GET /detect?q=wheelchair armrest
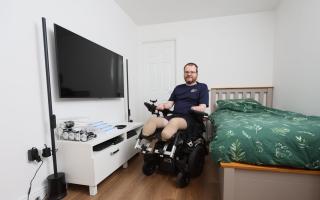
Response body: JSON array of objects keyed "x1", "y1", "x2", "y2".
[
  {"x1": 189, "y1": 109, "x2": 209, "y2": 125},
  {"x1": 161, "y1": 109, "x2": 173, "y2": 117},
  {"x1": 189, "y1": 109, "x2": 208, "y2": 118}
]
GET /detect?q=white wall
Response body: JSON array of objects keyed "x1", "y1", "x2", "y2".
[
  {"x1": 0, "y1": 0, "x2": 138, "y2": 199},
  {"x1": 138, "y1": 11, "x2": 275, "y2": 88},
  {"x1": 135, "y1": 11, "x2": 274, "y2": 121},
  {"x1": 273, "y1": 0, "x2": 320, "y2": 115}
]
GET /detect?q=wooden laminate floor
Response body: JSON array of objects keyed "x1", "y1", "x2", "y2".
[{"x1": 64, "y1": 154, "x2": 220, "y2": 200}]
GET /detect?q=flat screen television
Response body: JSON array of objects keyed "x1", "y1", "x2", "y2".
[{"x1": 54, "y1": 24, "x2": 124, "y2": 98}]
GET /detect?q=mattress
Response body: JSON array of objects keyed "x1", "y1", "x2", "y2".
[{"x1": 209, "y1": 99, "x2": 320, "y2": 170}]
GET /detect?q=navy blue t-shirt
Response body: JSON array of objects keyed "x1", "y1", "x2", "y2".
[{"x1": 169, "y1": 82, "x2": 209, "y2": 115}]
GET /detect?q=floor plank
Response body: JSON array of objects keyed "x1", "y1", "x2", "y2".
[{"x1": 64, "y1": 154, "x2": 220, "y2": 200}]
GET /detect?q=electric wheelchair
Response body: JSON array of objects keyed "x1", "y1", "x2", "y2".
[{"x1": 135, "y1": 100, "x2": 208, "y2": 187}]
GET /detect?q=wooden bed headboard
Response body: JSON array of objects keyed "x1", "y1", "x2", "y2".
[{"x1": 210, "y1": 87, "x2": 274, "y2": 112}]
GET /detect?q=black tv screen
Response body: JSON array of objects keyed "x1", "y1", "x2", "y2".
[{"x1": 54, "y1": 24, "x2": 124, "y2": 98}]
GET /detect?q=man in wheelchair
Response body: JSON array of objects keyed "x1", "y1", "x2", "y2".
[{"x1": 135, "y1": 63, "x2": 209, "y2": 187}]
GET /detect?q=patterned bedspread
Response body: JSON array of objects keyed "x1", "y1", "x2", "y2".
[{"x1": 209, "y1": 99, "x2": 320, "y2": 170}]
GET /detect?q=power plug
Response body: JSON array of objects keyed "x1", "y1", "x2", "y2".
[
  {"x1": 28, "y1": 147, "x2": 41, "y2": 162},
  {"x1": 42, "y1": 144, "x2": 51, "y2": 158}
]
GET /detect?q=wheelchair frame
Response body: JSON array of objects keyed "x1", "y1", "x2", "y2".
[{"x1": 134, "y1": 101, "x2": 209, "y2": 187}]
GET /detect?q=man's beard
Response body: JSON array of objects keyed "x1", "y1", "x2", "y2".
[{"x1": 185, "y1": 77, "x2": 197, "y2": 84}]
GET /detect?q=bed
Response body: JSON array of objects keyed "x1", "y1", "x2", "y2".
[{"x1": 209, "y1": 87, "x2": 320, "y2": 200}]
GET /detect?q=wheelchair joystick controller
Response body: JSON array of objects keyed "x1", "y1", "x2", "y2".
[
  {"x1": 144, "y1": 100, "x2": 159, "y2": 116},
  {"x1": 144, "y1": 100, "x2": 173, "y2": 117},
  {"x1": 150, "y1": 99, "x2": 157, "y2": 104}
]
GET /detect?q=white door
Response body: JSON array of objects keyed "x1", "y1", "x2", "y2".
[{"x1": 138, "y1": 40, "x2": 176, "y2": 121}]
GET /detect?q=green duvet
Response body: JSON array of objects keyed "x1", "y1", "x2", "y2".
[{"x1": 209, "y1": 99, "x2": 320, "y2": 170}]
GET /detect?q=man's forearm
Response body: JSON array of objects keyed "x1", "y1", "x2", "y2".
[
  {"x1": 157, "y1": 101, "x2": 174, "y2": 110},
  {"x1": 191, "y1": 104, "x2": 206, "y2": 112},
  {"x1": 163, "y1": 101, "x2": 174, "y2": 109}
]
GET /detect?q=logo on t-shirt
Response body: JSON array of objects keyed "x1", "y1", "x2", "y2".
[{"x1": 190, "y1": 88, "x2": 198, "y2": 93}]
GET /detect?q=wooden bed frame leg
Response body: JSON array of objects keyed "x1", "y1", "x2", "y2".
[{"x1": 220, "y1": 167, "x2": 235, "y2": 200}]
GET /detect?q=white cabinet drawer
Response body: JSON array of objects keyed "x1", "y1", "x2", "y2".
[{"x1": 93, "y1": 143, "x2": 123, "y2": 184}]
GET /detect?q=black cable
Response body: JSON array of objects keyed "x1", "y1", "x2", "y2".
[{"x1": 27, "y1": 160, "x2": 44, "y2": 200}]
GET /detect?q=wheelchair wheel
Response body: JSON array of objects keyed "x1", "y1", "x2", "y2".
[
  {"x1": 176, "y1": 172, "x2": 190, "y2": 188},
  {"x1": 188, "y1": 145, "x2": 206, "y2": 178},
  {"x1": 142, "y1": 162, "x2": 156, "y2": 176}
]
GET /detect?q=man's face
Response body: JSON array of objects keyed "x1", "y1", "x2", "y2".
[{"x1": 184, "y1": 65, "x2": 198, "y2": 84}]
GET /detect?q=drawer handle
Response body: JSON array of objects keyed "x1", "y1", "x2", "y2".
[{"x1": 110, "y1": 149, "x2": 119, "y2": 155}]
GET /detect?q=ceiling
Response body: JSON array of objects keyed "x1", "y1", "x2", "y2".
[{"x1": 115, "y1": 0, "x2": 281, "y2": 25}]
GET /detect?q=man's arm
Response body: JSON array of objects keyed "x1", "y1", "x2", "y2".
[
  {"x1": 191, "y1": 83, "x2": 209, "y2": 112},
  {"x1": 156, "y1": 101, "x2": 174, "y2": 110},
  {"x1": 191, "y1": 104, "x2": 206, "y2": 112}
]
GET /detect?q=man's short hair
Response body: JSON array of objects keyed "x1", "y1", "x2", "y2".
[{"x1": 184, "y1": 63, "x2": 198, "y2": 72}]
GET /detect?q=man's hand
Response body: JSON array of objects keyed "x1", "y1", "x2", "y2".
[
  {"x1": 156, "y1": 104, "x2": 165, "y2": 110},
  {"x1": 191, "y1": 104, "x2": 206, "y2": 112},
  {"x1": 156, "y1": 101, "x2": 174, "y2": 110}
]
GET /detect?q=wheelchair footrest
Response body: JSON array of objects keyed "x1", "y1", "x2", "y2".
[
  {"x1": 135, "y1": 138, "x2": 154, "y2": 153},
  {"x1": 154, "y1": 142, "x2": 177, "y2": 158}
]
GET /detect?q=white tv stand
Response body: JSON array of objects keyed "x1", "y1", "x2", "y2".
[{"x1": 56, "y1": 122, "x2": 142, "y2": 195}]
